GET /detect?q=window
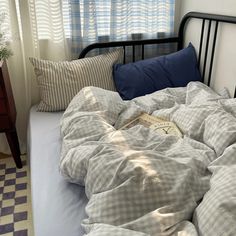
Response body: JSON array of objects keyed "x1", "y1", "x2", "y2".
[
  {"x1": 0, "y1": 0, "x2": 11, "y2": 40},
  {"x1": 31, "y1": 0, "x2": 175, "y2": 40}
]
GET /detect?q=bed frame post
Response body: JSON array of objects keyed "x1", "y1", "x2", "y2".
[
  {"x1": 208, "y1": 21, "x2": 219, "y2": 86},
  {"x1": 198, "y1": 19, "x2": 205, "y2": 69}
]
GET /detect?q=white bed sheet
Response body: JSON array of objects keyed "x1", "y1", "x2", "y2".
[{"x1": 28, "y1": 106, "x2": 88, "y2": 236}]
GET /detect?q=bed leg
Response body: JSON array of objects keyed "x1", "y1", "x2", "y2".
[{"x1": 5, "y1": 128, "x2": 23, "y2": 168}]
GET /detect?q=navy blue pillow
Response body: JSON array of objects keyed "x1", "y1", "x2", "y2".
[{"x1": 113, "y1": 43, "x2": 201, "y2": 100}]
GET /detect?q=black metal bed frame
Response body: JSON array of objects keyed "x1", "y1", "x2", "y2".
[{"x1": 79, "y1": 12, "x2": 236, "y2": 98}]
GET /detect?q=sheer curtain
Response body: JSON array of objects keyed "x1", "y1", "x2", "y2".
[
  {"x1": 70, "y1": 0, "x2": 175, "y2": 58},
  {"x1": 0, "y1": 0, "x2": 175, "y2": 154},
  {"x1": 0, "y1": 0, "x2": 71, "y2": 153}
]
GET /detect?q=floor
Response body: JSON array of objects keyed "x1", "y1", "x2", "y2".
[{"x1": 0, "y1": 155, "x2": 33, "y2": 236}]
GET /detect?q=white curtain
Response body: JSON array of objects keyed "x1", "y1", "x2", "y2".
[
  {"x1": 0, "y1": 0, "x2": 175, "y2": 154},
  {"x1": 0, "y1": 0, "x2": 72, "y2": 154},
  {"x1": 71, "y1": 0, "x2": 175, "y2": 58}
]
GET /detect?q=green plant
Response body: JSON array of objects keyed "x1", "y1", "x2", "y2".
[{"x1": 0, "y1": 13, "x2": 13, "y2": 60}]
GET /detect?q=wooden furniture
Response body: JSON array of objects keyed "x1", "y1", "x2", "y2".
[{"x1": 0, "y1": 60, "x2": 22, "y2": 168}]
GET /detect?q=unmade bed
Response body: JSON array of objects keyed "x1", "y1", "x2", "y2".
[{"x1": 28, "y1": 12, "x2": 236, "y2": 236}]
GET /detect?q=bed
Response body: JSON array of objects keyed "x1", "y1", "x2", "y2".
[
  {"x1": 28, "y1": 107, "x2": 88, "y2": 236},
  {"x1": 28, "y1": 12, "x2": 236, "y2": 236}
]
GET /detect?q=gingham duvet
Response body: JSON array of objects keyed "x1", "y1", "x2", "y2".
[{"x1": 60, "y1": 82, "x2": 236, "y2": 236}]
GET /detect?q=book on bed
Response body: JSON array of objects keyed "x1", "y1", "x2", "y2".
[{"x1": 120, "y1": 113, "x2": 182, "y2": 137}]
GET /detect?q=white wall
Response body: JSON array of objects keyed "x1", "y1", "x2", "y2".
[{"x1": 178, "y1": 0, "x2": 236, "y2": 96}]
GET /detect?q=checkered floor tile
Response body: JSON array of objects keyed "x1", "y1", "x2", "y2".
[{"x1": 0, "y1": 156, "x2": 33, "y2": 236}]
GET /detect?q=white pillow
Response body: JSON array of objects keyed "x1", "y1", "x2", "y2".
[{"x1": 29, "y1": 48, "x2": 123, "y2": 111}]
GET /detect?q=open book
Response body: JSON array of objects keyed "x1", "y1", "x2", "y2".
[{"x1": 120, "y1": 113, "x2": 182, "y2": 137}]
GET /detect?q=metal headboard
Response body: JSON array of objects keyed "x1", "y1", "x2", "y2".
[
  {"x1": 178, "y1": 12, "x2": 236, "y2": 98},
  {"x1": 79, "y1": 37, "x2": 179, "y2": 63},
  {"x1": 79, "y1": 12, "x2": 236, "y2": 97}
]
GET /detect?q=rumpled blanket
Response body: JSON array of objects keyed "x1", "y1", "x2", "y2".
[{"x1": 60, "y1": 82, "x2": 236, "y2": 236}]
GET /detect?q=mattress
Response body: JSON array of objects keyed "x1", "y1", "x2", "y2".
[{"x1": 28, "y1": 106, "x2": 88, "y2": 236}]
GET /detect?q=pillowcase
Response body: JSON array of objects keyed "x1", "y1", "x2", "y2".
[
  {"x1": 29, "y1": 48, "x2": 123, "y2": 111},
  {"x1": 113, "y1": 43, "x2": 201, "y2": 100}
]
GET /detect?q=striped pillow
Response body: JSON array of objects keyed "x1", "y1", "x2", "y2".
[{"x1": 29, "y1": 48, "x2": 123, "y2": 112}]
